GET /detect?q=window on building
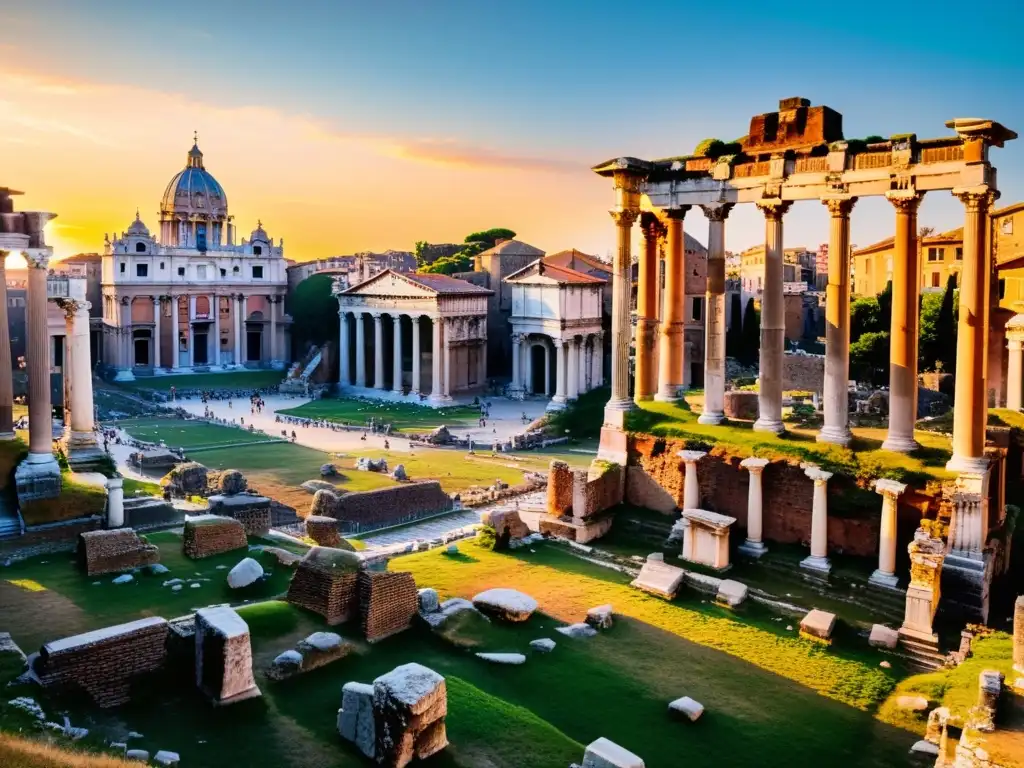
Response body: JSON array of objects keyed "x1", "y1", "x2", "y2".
[
  {"x1": 119, "y1": 262, "x2": 125, "y2": 274},
  {"x1": 197, "y1": 265, "x2": 207, "y2": 280},
  {"x1": 1003, "y1": 217, "x2": 1014, "y2": 235},
  {"x1": 252, "y1": 265, "x2": 264, "y2": 279},
  {"x1": 955, "y1": 247, "x2": 963, "y2": 261},
  {"x1": 159, "y1": 262, "x2": 165, "y2": 269},
  {"x1": 691, "y1": 297, "x2": 704, "y2": 322},
  {"x1": 253, "y1": 246, "x2": 262, "y2": 256},
  {"x1": 220, "y1": 268, "x2": 227, "y2": 277},
  {"x1": 233, "y1": 266, "x2": 240, "y2": 273},
  {"x1": 931, "y1": 272, "x2": 940, "y2": 288},
  {"x1": 927, "y1": 247, "x2": 943, "y2": 262},
  {"x1": 135, "y1": 242, "x2": 146, "y2": 253},
  {"x1": 177, "y1": 267, "x2": 185, "y2": 277},
  {"x1": 136, "y1": 264, "x2": 148, "y2": 277},
  {"x1": 1000, "y1": 279, "x2": 1007, "y2": 299}
]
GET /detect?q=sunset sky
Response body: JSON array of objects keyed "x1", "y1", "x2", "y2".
[{"x1": 2, "y1": 0, "x2": 1023, "y2": 263}]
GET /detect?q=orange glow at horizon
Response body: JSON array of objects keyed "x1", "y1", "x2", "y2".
[{"x1": 0, "y1": 67, "x2": 611, "y2": 263}]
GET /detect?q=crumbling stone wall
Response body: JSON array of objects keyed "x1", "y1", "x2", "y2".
[
  {"x1": 724, "y1": 391, "x2": 759, "y2": 420},
  {"x1": 33, "y1": 617, "x2": 168, "y2": 708},
  {"x1": 329, "y1": 482, "x2": 452, "y2": 529},
  {"x1": 782, "y1": 353, "x2": 825, "y2": 393},
  {"x1": 547, "y1": 461, "x2": 573, "y2": 516},
  {"x1": 207, "y1": 496, "x2": 272, "y2": 536},
  {"x1": 182, "y1": 515, "x2": 247, "y2": 559},
  {"x1": 160, "y1": 461, "x2": 208, "y2": 498},
  {"x1": 195, "y1": 606, "x2": 259, "y2": 705},
  {"x1": 286, "y1": 546, "x2": 363, "y2": 625},
  {"x1": 76, "y1": 529, "x2": 160, "y2": 576},
  {"x1": 572, "y1": 463, "x2": 622, "y2": 520},
  {"x1": 372, "y1": 663, "x2": 448, "y2": 765},
  {"x1": 306, "y1": 515, "x2": 341, "y2": 547},
  {"x1": 358, "y1": 571, "x2": 418, "y2": 643}
]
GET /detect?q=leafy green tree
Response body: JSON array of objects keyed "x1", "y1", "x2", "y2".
[
  {"x1": 850, "y1": 331, "x2": 890, "y2": 385},
  {"x1": 850, "y1": 296, "x2": 881, "y2": 341},
  {"x1": 287, "y1": 274, "x2": 340, "y2": 361},
  {"x1": 420, "y1": 227, "x2": 517, "y2": 275},
  {"x1": 414, "y1": 240, "x2": 430, "y2": 267},
  {"x1": 464, "y1": 228, "x2": 515, "y2": 246},
  {"x1": 935, "y1": 274, "x2": 958, "y2": 374},
  {"x1": 739, "y1": 298, "x2": 760, "y2": 366},
  {"x1": 918, "y1": 292, "x2": 944, "y2": 372}
]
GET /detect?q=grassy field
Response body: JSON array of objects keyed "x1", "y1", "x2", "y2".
[
  {"x1": 0, "y1": 539, "x2": 918, "y2": 768},
  {"x1": 117, "y1": 371, "x2": 285, "y2": 392},
  {"x1": 112, "y1": 418, "x2": 281, "y2": 451},
  {"x1": 278, "y1": 397, "x2": 479, "y2": 433}
]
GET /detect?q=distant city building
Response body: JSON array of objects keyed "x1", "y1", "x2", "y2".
[
  {"x1": 815, "y1": 243, "x2": 829, "y2": 290},
  {"x1": 286, "y1": 250, "x2": 416, "y2": 294}
]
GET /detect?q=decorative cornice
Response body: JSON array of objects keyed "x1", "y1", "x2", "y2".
[
  {"x1": 663, "y1": 206, "x2": 691, "y2": 221},
  {"x1": 953, "y1": 189, "x2": 989, "y2": 214}
]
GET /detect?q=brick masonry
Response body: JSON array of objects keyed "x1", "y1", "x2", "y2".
[
  {"x1": 306, "y1": 515, "x2": 342, "y2": 547},
  {"x1": 329, "y1": 482, "x2": 452, "y2": 528},
  {"x1": 547, "y1": 461, "x2": 573, "y2": 516},
  {"x1": 723, "y1": 391, "x2": 759, "y2": 420},
  {"x1": 76, "y1": 528, "x2": 160, "y2": 577},
  {"x1": 358, "y1": 571, "x2": 418, "y2": 643},
  {"x1": 182, "y1": 516, "x2": 248, "y2": 559},
  {"x1": 286, "y1": 547, "x2": 363, "y2": 625}
]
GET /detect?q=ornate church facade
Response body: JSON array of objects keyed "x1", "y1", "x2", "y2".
[{"x1": 101, "y1": 139, "x2": 290, "y2": 380}]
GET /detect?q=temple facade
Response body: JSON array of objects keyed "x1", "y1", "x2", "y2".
[{"x1": 101, "y1": 139, "x2": 290, "y2": 380}]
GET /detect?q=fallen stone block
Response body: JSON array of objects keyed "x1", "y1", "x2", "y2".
[
  {"x1": 668, "y1": 696, "x2": 704, "y2": 722},
  {"x1": 716, "y1": 580, "x2": 748, "y2": 608},
  {"x1": 359, "y1": 570, "x2": 418, "y2": 643},
  {"x1": 799, "y1": 609, "x2": 836, "y2": 642},
  {"x1": 556, "y1": 623, "x2": 598, "y2": 639},
  {"x1": 227, "y1": 557, "x2": 264, "y2": 589},
  {"x1": 582, "y1": 736, "x2": 645, "y2": 768},
  {"x1": 338, "y1": 681, "x2": 376, "y2": 759},
  {"x1": 530, "y1": 638, "x2": 556, "y2": 652},
  {"x1": 630, "y1": 555, "x2": 684, "y2": 600},
  {"x1": 182, "y1": 515, "x2": 247, "y2": 560},
  {"x1": 125, "y1": 749, "x2": 149, "y2": 762},
  {"x1": 868, "y1": 624, "x2": 899, "y2": 650},
  {"x1": 475, "y1": 652, "x2": 526, "y2": 665},
  {"x1": 894, "y1": 695, "x2": 929, "y2": 711},
  {"x1": 305, "y1": 515, "x2": 342, "y2": 548},
  {"x1": 153, "y1": 750, "x2": 180, "y2": 766},
  {"x1": 472, "y1": 588, "x2": 538, "y2": 622},
  {"x1": 267, "y1": 650, "x2": 303, "y2": 681},
  {"x1": 285, "y1": 546, "x2": 364, "y2": 625},
  {"x1": 77, "y1": 529, "x2": 160, "y2": 577},
  {"x1": 372, "y1": 663, "x2": 448, "y2": 766},
  {"x1": 418, "y1": 588, "x2": 440, "y2": 614},
  {"x1": 419, "y1": 598, "x2": 479, "y2": 629},
  {"x1": 910, "y1": 740, "x2": 940, "y2": 757},
  {"x1": 586, "y1": 604, "x2": 614, "y2": 630}
]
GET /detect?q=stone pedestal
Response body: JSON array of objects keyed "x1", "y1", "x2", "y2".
[
  {"x1": 106, "y1": 477, "x2": 125, "y2": 528},
  {"x1": 195, "y1": 606, "x2": 261, "y2": 706},
  {"x1": 677, "y1": 450, "x2": 706, "y2": 511},
  {"x1": 942, "y1": 468, "x2": 994, "y2": 623},
  {"x1": 738, "y1": 457, "x2": 769, "y2": 558},
  {"x1": 799, "y1": 466, "x2": 833, "y2": 576},
  {"x1": 899, "y1": 528, "x2": 946, "y2": 652},
  {"x1": 680, "y1": 508, "x2": 735, "y2": 571},
  {"x1": 869, "y1": 478, "x2": 907, "y2": 590}
]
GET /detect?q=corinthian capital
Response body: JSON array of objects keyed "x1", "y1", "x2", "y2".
[
  {"x1": 609, "y1": 209, "x2": 639, "y2": 227},
  {"x1": 701, "y1": 203, "x2": 735, "y2": 222},
  {"x1": 953, "y1": 189, "x2": 990, "y2": 214},
  {"x1": 823, "y1": 197, "x2": 857, "y2": 218},
  {"x1": 640, "y1": 211, "x2": 666, "y2": 240},
  {"x1": 755, "y1": 200, "x2": 792, "y2": 221},
  {"x1": 57, "y1": 298, "x2": 90, "y2": 318},
  {"x1": 22, "y1": 247, "x2": 52, "y2": 270},
  {"x1": 886, "y1": 191, "x2": 922, "y2": 214}
]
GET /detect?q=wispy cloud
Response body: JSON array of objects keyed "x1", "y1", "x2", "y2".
[{"x1": 383, "y1": 138, "x2": 582, "y2": 175}]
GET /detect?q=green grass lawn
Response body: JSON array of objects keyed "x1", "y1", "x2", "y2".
[
  {"x1": 0, "y1": 538, "x2": 920, "y2": 768},
  {"x1": 112, "y1": 418, "x2": 280, "y2": 451},
  {"x1": 116, "y1": 371, "x2": 285, "y2": 392},
  {"x1": 279, "y1": 397, "x2": 479, "y2": 433}
]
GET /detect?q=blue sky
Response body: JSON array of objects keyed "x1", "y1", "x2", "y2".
[{"x1": 2, "y1": 0, "x2": 1023, "y2": 257}]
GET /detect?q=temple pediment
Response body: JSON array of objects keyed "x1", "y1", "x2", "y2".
[{"x1": 342, "y1": 271, "x2": 436, "y2": 298}]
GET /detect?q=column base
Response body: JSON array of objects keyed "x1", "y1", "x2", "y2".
[
  {"x1": 654, "y1": 388, "x2": 683, "y2": 403},
  {"x1": 738, "y1": 540, "x2": 768, "y2": 559},
  {"x1": 799, "y1": 555, "x2": 832, "y2": 577},
  {"x1": 597, "y1": 425, "x2": 628, "y2": 465},
  {"x1": 15, "y1": 453, "x2": 62, "y2": 505},
  {"x1": 697, "y1": 411, "x2": 724, "y2": 426},
  {"x1": 868, "y1": 569, "x2": 901, "y2": 591},
  {"x1": 753, "y1": 418, "x2": 785, "y2": 435},
  {"x1": 602, "y1": 399, "x2": 633, "y2": 429},
  {"x1": 633, "y1": 394, "x2": 654, "y2": 403},
  {"x1": 113, "y1": 370, "x2": 136, "y2": 382},
  {"x1": 545, "y1": 398, "x2": 567, "y2": 413},
  {"x1": 816, "y1": 426, "x2": 852, "y2": 447},
  {"x1": 945, "y1": 453, "x2": 991, "y2": 473},
  {"x1": 881, "y1": 434, "x2": 921, "y2": 453}
]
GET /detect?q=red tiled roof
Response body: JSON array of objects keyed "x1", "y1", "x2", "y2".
[
  {"x1": 506, "y1": 258, "x2": 605, "y2": 285},
  {"x1": 544, "y1": 249, "x2": 611, "y2": 274},
  {"x1": 401, "y1": 272, "x2": 493, "y2": 295}
]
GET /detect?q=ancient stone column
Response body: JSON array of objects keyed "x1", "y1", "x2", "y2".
[
  {"x1": 606, "y1": 204, "x2": 640, "y2": 420},
  {"x1": 338, "y1": 311, "x2": 350, "y2": 386},
  {"x1": 634, "y1": 214, "x2": 661, "y2": 403},
  {"x1": 24, "y1": 248, "x2": 57, "y2": 462},
  {"x1": 211, "y1": 294, "x2": 220, "y2": 367},
  {"x1": 754, "y1": 200, "x2": 791, "y2": 434},
  {"x1": 510, "y1": 333, "x2": 523, "y2": 391},
  {"x1": 818, "y1": 197, "x2": 856, "y2": 446},
  {"x1": 870, "y1": 478, "x2": 907, "y2": 589},
  {"x1": 411, "y1": 316, "x2": 421, "y2": 394},
  {"x1": 899, "y1": 528, "x2": 946, "y2": 648},
  {"x1": 567, "y1": 338, "x2": 579, "y2": 401},
  {"x1": 0, "y1": 252, "x2": 15, "y2": 438},
  {"x1": 106, "y1": 476, "x2": 124, "y2": 528},
  {"x1": 392, "y1": 314, "x2": 403, "y2": 394},
  {"x1": 443, "y1": 319, "x2": 452, "y2": 397},
  {"x1": 883, "y1": 192, "x2": 923, "y2": 453},
  {"x1": 1014, "y1": 595, "x2": 1024, "y2": 675},
  {"x1": 429, "y1": 316, "x2": 443, "y2": 403},
  {"x1": 656, "y1": 208, "x2": 690, "y2": 402},
  {"x1": 544, "y1": 341, "x2": 552, "y2": 396},
  {"x1": 188, "y1": 295, "x2": 197, "y2": 367},
  {"x1": 269, "y1": 296, "x2": 278, "y2": 365},
  {"x1": 232, "y1": 295, "x2": 241, "y2": 366},
  {"x1": 550, "y1": 340, "x2": 568, "y2": 409},
  {"x1": 699, "y1": 203, "x2": 734, "y2": 424},
  {"x1": 677, "y1": 450, "x2": 706, "y2": 510},
  {"x1": 152, "y1": 297, "x2": 162, "y2": 369},
  {"x1": 799, "y1": 466, "x2": 833, "y2": 575},
  {"x1": 64, "y1": 300, "x2": 96, "y2": 440},
  {"x1": 355, "y1": 313, "x2": 367, "y2": 387},
  {"x1": 592, "y1": 332, "x2": 604, "y2": 388},
  {"x1": 170, "y1": 295, "x2": 180, "y2": 370},
  {"x1": 373, "y1": 314, "x2": 385, "y2": 390},
  {"x1": 1007, "y1": 328, "x2": 1024, "y2": 411},
  {"x1": 948, "y1": 191, "x2": 993, "y2": 472},
  {"x1": 739, "y1": 457, "x2": 770, "y2": 558},
  {"x1": 239, "y1": 295, "x2": 248, "y2": 364}
]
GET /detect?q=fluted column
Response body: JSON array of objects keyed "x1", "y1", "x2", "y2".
[
  {"x1": 699, "y1": 203, "x2": 734, "y2": 424},
  {"x1": 818, "y1": 197, "x2": 857, "y2": 446},
  {"x1": 64, "y1": 300, "x2": 96, "y2": 441},
  {"x1": 1007, "y1": 330, "x2": 1024, "y2": 411},
  {"x1": 355, "y1": 313, "x2": 367, "y2": 387},
  {"x1": 739, "y1": 457, "x2": 770, "y2": 557},
  {"x1": 443, "y1": 319, "x2": 453, "y2": 397},
  {"x1": 239, "y1": 295, "x2": 248, "y2": 364},
  {"x1": 374, "y1": 313, "x2": 386, "y2": 388},
  {"x1": 392, "y1": 314, "x2": 403, "y2": 394},
  {"x1": 170, "y1": 295, "x2": 180, "y2": 370},
  {"x1": 411, "y1": 316, "x2": 421, "y2": 394},
  {"x1": 339, "y1": 311, "x2": 350, "y2": 385},
  {"x1": 870, "y1": 478, "x2": 907, "y2": 589},
  {"x1": 24, "y1": 248, "x2": 56, "y2": 461},
  {"x1": 211, "y1": 294, "x2": 220, "y2": 367},
  {"x1": 232, "y1": 295, "x2": 241, "y2": 366},
  {"x1": 0, "y1": 253, "x2": 15, "y2": 438},
  {"x1": 428, "y1": 316, "x2": 444, "y2": 403},
  {"x1": 188, "y1": 295, "x2": 196, "y2": 367},
  {"x1": 883, "y1": 192, "x2": 923, "y2": 453},
  {"x1": 269, "y1": 296, "x2": 278, "y2": 365},
  {"x1": 551, "y1": 339, "x2": 568, "y2": 409},
  {"x1": 150, "y1": 297, "x2": 161, "y2": 369},
  {"x1": 605, "y1": 204, "x2": 640, "y2": 419},
  {"x1": 800, "y1": 466, "x2": 833, "y2": 576},
  {"x1": 511, "y1": 333, "x2": 523, "y2": 391},
  {"x1": 656, "y1": 209, "x2": 690, "y2": 402},
  {"x1": 948, "y1": 190, "x2": 993, "y2": 473},
  {"x1": 754, "y1": 200, "x2": 792, "y2": 434},
  {"x1": 677, "y1": 450, "x2": 706, "y2": 509},
  {"x1": 523, "y1": 339, "x2": 533, "y2": 393},
  {"x1": 635, "y1": 214, "x2": 661, "y2": 403}
]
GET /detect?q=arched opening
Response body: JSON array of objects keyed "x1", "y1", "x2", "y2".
[
  {"x1": 133, "y1": 329, "x2": 152, "y2": 368},
  {"x1": 134, "y1": 242, "x2": 146, "y2": 253},
  {"x1": 530, "y1": 343, "x2": 549, "y2": 396},
  {"x1": 253, "y1": 245, "x2": 263, "y2": 256}
]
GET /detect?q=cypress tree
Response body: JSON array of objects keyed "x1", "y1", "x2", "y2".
[
  {"x1": 740, "y1": 298, "x2": 760, "y2": 367},
  {"x1": 726, "y1": 293, "x2": 743, "y2": 358},
  {"x1": 936, "y1": 274, "x2": 957, "y2": 373}
]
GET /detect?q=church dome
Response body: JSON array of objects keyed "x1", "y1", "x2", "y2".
[
  {"x1": 160, "y1": 139, "x2": 228, "y2": 217},
  {"x1": 126, "y1": 210, "x2": 150, "y2": 236},
  {"x1": 249, "y1": 220, "x2": 269, "y2": 243}
]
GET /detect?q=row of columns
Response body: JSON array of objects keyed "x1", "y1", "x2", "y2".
[
  {"x1": 511, "y1": 332, "x2": 603, "y2": 404},
  {"x1": 611, "y1": 184, "x2": 994, "y2": 472}
]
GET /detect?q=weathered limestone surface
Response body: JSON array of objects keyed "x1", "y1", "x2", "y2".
[
  {"x1": 195, "y1": 606, "x2": 260, "y2": 706},
  {"x1": 668, "y1": 696, "x2": 704, "y2": 722},
  {"x1": 868, "y1": 624, "x2": 899, "y2": 650},
  {"x1": 372, "y1": 663, "x2": 448, "y2": 767},
  {"x1": 182, "y1": 515, "x2": 247, "y2": 559},
  {"x1": 359, "y1": 571, "x2": 418, "y2": 642},
  {"x1": 285, "y1": 546, "x2": 363, "y2": 625},
  {"x1": 338, "y1": 681, "x2": 376, "y2": 758},
  {"x1": 799, "y1": 609, "x2": 836, "y2": 641},
  {"x1": 306, "y1": 515, "x2": 341, "y2": 548},
  {"x1": 586, "y1": 604, "x2": 614, "y2": 630},
  {"x1": 547, "y1": 460, "x2": 574, "y2": 516},
  {"x1": 581, "y1": 737, "x2": 645, "y2": 768},
  {"x1": 76, "y1": 529, "x2": 159, "y2": 577},
  {"x1": 631, "y1": 554, "x2": 685, "y2": 599},
  {"x1": 680, "y1": 508, "x2": 735, "y2": 571},
  {"x1": 716, "y1": 580, "x2": 748, "y2": 608},
  {"x1": 226, "y1": 557, "x2": 264, "y2": 589},
  {"x1": 480, "y1": 507, "x2": 530, "y2": 549},
  {"x1": 472, "y1": 588, "x2": 538, "y2": 622},
  {"x1": 33, "y1": 618, "x2": 169, "y2": 708}
]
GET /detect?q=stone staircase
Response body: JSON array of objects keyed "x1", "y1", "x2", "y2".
[{"x1": 898, "y1": 633, "x2": 946, "y2": 672}]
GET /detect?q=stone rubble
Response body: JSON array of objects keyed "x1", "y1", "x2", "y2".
[
  {"x1": 529, "y1": 638, "x2": 556, "y2": 652},
  {"x1": 668, "y1": 696, "x2": 704, "y2": 722},
  {"x1": 799, "y1": 609, "x2": 836, "y2": 641},
  {"x1": 194, "y1": 606, "x2": 261, "y2": 706},
  {"x1": 716, "y1": 580, "x2": 748, "y2": 608},
  {"x1": 585, "y1": 604, "x2": 614, "y2": 630},
  {"x1": 475, "y1": 652, "x2": 526, "y2": 665},
  {"x1": 471, "y1": 588, "x2": 538, "y2": 622},
  {"x1": 182, "y1": 515, "x2": 248, "y2": 559},
  {"x1": 580, "y1": 736, "x2": 645, "y2": 768},
  {"x1": 226, "y1": 557, "x2": 264, "y2": 589},
  {"x1": 630, "y1": 554, "x2": 685, "y2": 599},
  {"x1": 556, "y1": 623, "x2": 598, "y2": 639},
  {"x1": 285, "y1": 546, "x2": 363, "y2": 625},
  {"x1": 77, "y1": 529, "x2": 160, "y2": 577},
  {"x1": 338, "y1": 681, "x2": 376, "y2": 758}
]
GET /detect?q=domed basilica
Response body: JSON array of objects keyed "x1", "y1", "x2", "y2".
[{"x1": 101, "y1": 138, "x2": 289, "y2": 379}]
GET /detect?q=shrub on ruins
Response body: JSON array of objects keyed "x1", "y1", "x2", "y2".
[
  {"x1": 475, "y1": 525, "x2": 498, "y2": 551},
  {"x1": 218, "y1": 469, "x2": 248, "y2": 495},
  {"x1": 850, "y1": 331, "x2": 890, "y2": 385},
  {"x1": 310, "y1": 489, "x2": 341, "y2": 518}
]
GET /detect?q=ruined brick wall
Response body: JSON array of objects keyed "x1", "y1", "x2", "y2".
[
  {"x1": 330, "y1": 482, "x2": 451, "y2": 528},
  {"x1": 286, "y1": 548, "x2": 362, "y2": 625},
  {"x1": 724, "y1": 391, "x2": 759, "y2": 420},
  {"x1": 783, "y1": 294, "x2": 805, "y2": 342},
  {"x1": 76, "y1": 529, "x2": 160, "y2": 577},
  {"x1": 628, "y1": 436, "x2": 880, "y2": 557},
  {"x1": 0, "y1": 517, "x2": 103, "y2": 558},
  {"x1": 34, "y1": 618, "x2": 168, "y2": 708},
  {"x1": 205, "y1": 498, "x2": 272, "y2": 536},
  {"x1": 571, "y1": 464, "x2": 623, "y2": 520},
  {"x1": 306, "y1": 515, "x2": 341, "y2": 547},
  {"x1": 547, "y1": 460, "x2": 573, "y2": 516},
  {"x1": 782, "y1": 353, "x2": 825, "y2": 393},
  {"x1": 182, "y1": 517, "x2": 247, "y2": 559},
  {"x1": 358, "y1": 571, "x2": 418, "y2": 643}
]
